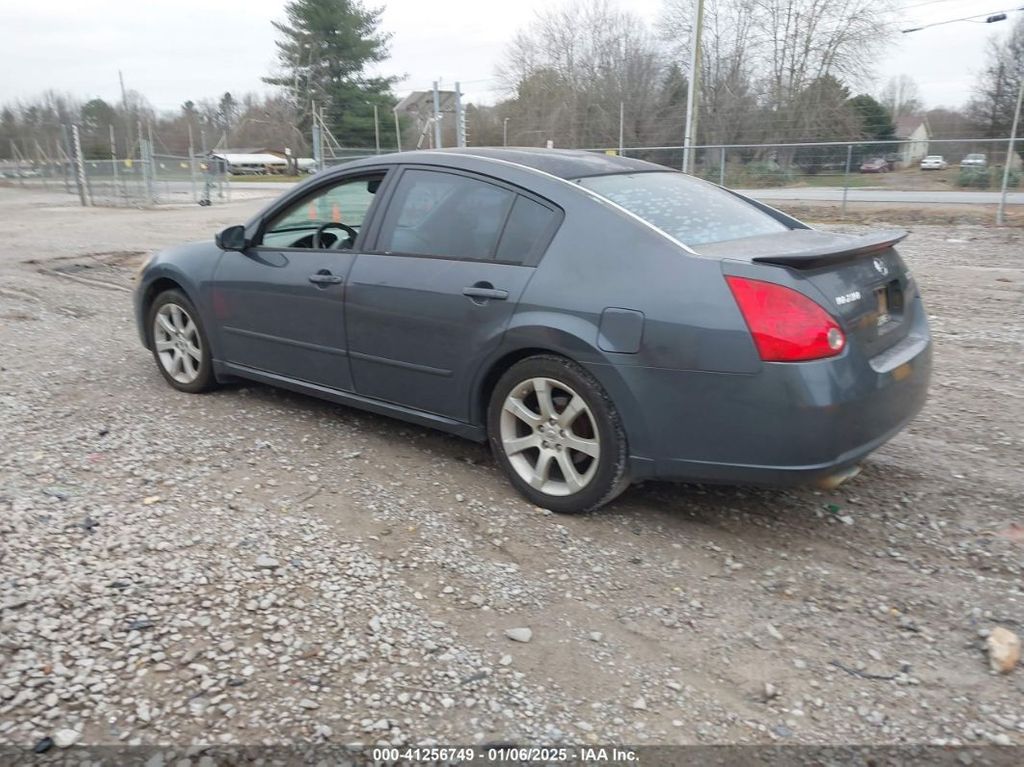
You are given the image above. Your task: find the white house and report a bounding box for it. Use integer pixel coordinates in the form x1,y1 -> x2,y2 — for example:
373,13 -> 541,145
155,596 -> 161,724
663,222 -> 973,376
894,116 -> 930,164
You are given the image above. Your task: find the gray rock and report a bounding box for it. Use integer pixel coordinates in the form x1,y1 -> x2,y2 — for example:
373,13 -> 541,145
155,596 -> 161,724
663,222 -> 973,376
505,627 -> 533,643
53,729 -> 81,748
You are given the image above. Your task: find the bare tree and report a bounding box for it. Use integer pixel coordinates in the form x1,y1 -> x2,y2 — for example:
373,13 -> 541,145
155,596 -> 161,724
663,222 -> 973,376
968,15 -> 1024,140
879,75 -> 923,120
498,0 -> 663,147
661,0 -> 760,145
660,0 -> 896,144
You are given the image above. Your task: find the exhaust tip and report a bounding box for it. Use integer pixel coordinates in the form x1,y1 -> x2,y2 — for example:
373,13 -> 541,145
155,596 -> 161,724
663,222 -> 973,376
815,464 -> 862,491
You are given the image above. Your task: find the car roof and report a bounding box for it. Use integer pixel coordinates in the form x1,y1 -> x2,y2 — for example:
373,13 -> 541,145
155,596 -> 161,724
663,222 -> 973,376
334,147 -> 668,180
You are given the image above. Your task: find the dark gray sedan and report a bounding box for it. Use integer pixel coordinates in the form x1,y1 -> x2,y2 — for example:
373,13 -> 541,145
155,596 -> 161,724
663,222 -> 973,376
134,148 -> 931,513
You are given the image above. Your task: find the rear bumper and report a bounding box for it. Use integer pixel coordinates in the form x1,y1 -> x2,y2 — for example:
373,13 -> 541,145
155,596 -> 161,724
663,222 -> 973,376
603,320 -> 932,487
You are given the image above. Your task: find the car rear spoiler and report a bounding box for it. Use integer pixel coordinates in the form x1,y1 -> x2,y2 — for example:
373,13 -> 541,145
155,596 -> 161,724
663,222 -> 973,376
752,229 -> 909,269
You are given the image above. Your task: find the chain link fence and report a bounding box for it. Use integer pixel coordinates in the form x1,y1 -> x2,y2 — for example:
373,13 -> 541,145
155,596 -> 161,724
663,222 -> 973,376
6,129 -> 1020,221
602,137 -> 1021,216
78,153 -> 230,207
1,126 -> 232,208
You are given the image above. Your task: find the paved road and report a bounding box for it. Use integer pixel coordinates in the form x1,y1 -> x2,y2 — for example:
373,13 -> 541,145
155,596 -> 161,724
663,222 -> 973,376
734,187 -> 1024,205
230,180 -> 1024,205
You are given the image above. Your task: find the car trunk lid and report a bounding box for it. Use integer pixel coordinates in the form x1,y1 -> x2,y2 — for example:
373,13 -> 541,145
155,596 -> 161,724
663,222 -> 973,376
699,229 -> 915,359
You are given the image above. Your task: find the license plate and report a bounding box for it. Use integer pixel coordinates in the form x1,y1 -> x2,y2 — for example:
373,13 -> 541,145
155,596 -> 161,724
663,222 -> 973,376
875,287 -> 890,327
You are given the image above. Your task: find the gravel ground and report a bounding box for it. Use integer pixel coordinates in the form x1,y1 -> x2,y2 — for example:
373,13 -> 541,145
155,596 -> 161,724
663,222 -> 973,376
1,187 -> 1022,751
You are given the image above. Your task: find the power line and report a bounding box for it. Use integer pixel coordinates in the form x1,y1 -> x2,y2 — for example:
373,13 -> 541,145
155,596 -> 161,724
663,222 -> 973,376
901,5 -> 1024,32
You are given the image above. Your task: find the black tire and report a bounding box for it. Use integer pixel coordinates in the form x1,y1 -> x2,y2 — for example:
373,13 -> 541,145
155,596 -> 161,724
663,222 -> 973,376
146,289 -> 217,393
487,354 -> 629,514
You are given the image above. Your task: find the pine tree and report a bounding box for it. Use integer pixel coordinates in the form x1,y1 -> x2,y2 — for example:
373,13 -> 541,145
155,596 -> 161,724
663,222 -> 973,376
263,0 -> 398,149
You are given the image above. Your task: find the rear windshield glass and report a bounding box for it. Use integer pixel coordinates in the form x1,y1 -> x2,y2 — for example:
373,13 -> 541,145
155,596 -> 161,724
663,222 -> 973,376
577,171 -> 789,246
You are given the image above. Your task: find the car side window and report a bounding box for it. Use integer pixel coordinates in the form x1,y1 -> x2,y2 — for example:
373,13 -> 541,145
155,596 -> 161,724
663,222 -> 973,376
495,195 -> 557,263
377,169 -> 514,260
261,174 -> 385,250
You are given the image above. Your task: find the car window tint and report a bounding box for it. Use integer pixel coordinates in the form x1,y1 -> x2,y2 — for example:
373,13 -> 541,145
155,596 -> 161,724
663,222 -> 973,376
495,195 -> 556,263
262,175 -> 383,249
378,169 -> 514,260
578,171 -> 788,247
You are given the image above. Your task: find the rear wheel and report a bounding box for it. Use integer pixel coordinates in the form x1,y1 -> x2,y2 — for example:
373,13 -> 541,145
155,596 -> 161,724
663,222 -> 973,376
488,355 -> 629,514
147,289 -> 216,393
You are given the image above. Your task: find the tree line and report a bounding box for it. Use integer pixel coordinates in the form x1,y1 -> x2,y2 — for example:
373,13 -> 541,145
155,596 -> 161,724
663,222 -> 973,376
0,0 -> 1021,164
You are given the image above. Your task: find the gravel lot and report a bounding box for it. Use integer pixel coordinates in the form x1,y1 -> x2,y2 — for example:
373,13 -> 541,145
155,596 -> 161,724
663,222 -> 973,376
1,187 -> 1022,751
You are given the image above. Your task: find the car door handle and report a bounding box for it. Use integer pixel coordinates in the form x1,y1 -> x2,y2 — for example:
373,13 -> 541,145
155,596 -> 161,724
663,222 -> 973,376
309,272 -> 343,285
462,286 -> 509,300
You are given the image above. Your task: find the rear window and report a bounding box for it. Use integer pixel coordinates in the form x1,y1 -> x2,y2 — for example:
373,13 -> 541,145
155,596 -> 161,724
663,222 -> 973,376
577,171 -> 788,246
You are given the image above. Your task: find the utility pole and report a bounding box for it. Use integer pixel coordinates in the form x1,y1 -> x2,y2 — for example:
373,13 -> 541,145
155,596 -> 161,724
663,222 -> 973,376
311,101 -> 322,172
119,70 -> 128,111
618,101 -> 625,156
997,74 -> 1023,225
393,107 -> 402,152
503,117 -> 510,147
373,103 -> 381,154
70,125 -> 89,207
138,119 -> 153,205
432,80 -> 442,149
682,0 -> 705,174
60,125 -> 74,194
109,124 -> 120,199
147,122 -> 157,182
455,82 -> 466,148
187,123 -> 197,203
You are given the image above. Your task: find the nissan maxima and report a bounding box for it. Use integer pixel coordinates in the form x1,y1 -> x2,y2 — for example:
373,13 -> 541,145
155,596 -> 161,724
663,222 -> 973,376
134,148 -> 931,513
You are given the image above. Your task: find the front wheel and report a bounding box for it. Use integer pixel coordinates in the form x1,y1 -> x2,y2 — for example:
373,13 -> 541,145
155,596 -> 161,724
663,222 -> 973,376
488,355 -> 629,514
147,289 -> 217,393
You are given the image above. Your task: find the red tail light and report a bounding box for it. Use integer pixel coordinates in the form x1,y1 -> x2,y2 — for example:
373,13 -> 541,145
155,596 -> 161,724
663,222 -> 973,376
725,275 -> 845,362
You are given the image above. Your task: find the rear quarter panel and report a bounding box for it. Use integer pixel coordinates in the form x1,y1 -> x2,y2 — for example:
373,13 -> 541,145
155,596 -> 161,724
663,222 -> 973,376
503,189 -> 763,462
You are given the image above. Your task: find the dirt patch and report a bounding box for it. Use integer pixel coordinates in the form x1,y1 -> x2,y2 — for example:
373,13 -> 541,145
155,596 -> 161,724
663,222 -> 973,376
775,200 -> 1024,227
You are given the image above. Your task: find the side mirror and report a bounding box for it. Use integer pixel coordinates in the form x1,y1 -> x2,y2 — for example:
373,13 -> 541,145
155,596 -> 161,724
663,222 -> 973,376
215,225 -> 247,251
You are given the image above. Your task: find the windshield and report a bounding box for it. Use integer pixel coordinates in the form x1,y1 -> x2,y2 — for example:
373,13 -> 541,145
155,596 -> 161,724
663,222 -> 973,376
577,171 -> 789,247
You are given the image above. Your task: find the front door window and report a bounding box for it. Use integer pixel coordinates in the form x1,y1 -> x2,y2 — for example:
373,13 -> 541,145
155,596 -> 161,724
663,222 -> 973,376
261,175 -> 384,250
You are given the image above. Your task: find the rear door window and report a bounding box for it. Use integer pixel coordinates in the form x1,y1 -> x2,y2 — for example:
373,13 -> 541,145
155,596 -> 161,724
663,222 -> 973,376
495,195 -> 558,263
377,169 -> 514,260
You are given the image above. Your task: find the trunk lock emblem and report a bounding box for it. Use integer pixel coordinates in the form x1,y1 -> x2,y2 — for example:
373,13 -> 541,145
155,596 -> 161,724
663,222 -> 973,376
872,258 -> 889,276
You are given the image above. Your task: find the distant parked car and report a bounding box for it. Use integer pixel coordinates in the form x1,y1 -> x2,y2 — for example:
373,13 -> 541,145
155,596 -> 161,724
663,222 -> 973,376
960,153 -> 987,169
920,155 -> 948,170
883,154 -> 902,171
859,157 -> 889,173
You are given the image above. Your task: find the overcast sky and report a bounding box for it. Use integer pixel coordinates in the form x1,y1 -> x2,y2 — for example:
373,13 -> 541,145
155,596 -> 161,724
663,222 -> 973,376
0,0 -> 1012,114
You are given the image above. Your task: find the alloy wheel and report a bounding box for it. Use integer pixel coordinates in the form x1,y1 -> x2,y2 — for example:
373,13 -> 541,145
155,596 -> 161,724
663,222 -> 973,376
499,377 -> 600,497
153,303 -> 203,385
